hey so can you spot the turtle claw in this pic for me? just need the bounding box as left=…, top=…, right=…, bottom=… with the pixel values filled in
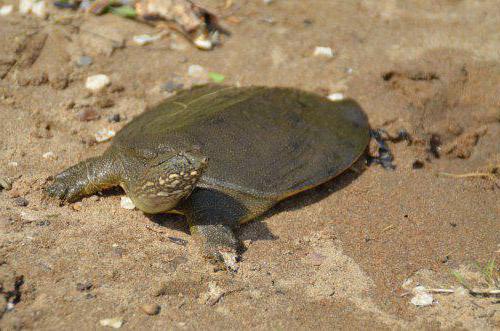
left=45, top=173, right=85, bottom=202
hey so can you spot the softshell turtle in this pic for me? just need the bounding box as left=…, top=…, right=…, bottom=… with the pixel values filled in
left=46, top=85, right=369, bottom=269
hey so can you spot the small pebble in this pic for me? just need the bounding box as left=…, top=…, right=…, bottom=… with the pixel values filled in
left=13, top=197, right=29, bottom=207
left=77, top=108, right=100, bottom=122
left=120, top=196, right=135, bottom=209
left=0, top=4, right=14, bottom=16
left=140, top=303, right=160, bottom=315
left=85, top=74, right=111, bottom=92
left=412, top=160, right=424, bottom=169
left=99, top=317, right=123, bottom=329
left=72, top=202, right=83, bottom=211
left=107, top=114, right=121, bottom=123
left=133, top=34, right=162, bottom=46
left=410, top=286, right=434, bottom=307
left=36, top=220, right=51, bottom=226
left=76, top=281, right=93, bottom=291
left=42, top=151, right=56, bottom=159
left=8, top=161, right=18, bottom=167
left=76, top=56, right=93, bottom=67
left=95, top=129, right=116, bottom=142
left=327, top=92, right=344, bottom=101
left=193, top=37, right=213, bottom=50
left=313, top=46, right=334, bottom=58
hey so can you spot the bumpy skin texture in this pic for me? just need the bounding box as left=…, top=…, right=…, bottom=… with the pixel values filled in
left=46, top=85, right=369, bottom=270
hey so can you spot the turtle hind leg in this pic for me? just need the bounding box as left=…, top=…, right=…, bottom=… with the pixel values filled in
left=45, top=153, right=121, bottom=202
left=180, top=188, right=253, bottom=271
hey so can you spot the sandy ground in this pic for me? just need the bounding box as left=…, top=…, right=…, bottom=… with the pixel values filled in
left=1, top=0, right=499, bottom=329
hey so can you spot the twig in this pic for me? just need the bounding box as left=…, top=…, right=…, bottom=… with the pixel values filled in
left=437, top=172, right=496, bottom=180
left=469, top=289, right=500, bottom=297
left=426, top=288, right=455, bottom=294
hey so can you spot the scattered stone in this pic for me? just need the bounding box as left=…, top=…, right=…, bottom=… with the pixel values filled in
left=0, top=177, right=12, bottom=190
left=42, top=151, right=56, bottom=159
left=85, top=74, right=111, bottom=92
left=327, top=92, right=344, bottom=101
left=107, top=114, right=121, bottom=123
left=0, top=4, right=14, bottom=16
left=410, top=286, right=434, bottom=307
left=140, top=303, right=160, bottom=315
left=76, top=281, right=93, bottom=292
left=72, top=202, right=83, bottom=211
left=263, top=0, right=273, bottom=4
left=428, top=134, right=442, bottom=159
left=133, top=33, right=164, bottom=46
left=76, top=56, right=93, bottom=67
left=95, top=129, right=116, bottom=142
left=13, top=197, right=29, bottom=207
left=77, top=108, right=100, bottom=122
left=120, top=196, right=135, bottom=209
left=412, top=160, right=424, bottom=169
left=313, top=46, right=334, bottom=58
left=99, top=317, right=123, bottom=329
left=193, top=36, right=213, bottom=50
left=8, top=162, right=18, bottom=167
left=36, top=220, right=51, bottom=227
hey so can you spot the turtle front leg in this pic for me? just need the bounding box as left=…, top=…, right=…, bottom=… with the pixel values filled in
left=180, top=188, right=245, bottom=271
left=45, top=153, right=121, bottom=202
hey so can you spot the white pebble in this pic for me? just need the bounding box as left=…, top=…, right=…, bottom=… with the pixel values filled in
left=85, top=74, right=111, bottom=91
left=410, top=286, right=434, bottom=307
left=42, top=151, right=56, bottom=159
left=187, top=64, right=207, bottom=79
left=120, top=196, right=135, bottom=210
left=99, top=317, right=123, bottom=329
left=0, top=4, right=14, bottom=16
left=313, top=46, right=334, bottom=58
left=8, top=161, right=18, bottom=167
left=193, top=37, right=213, bottom=50
left=95, top=129, right=115, bottom=142
left=327, top=92, right=345, bottom=101
left=31, top=0, right=47, bottom=18
left=132, top=34, right=162, bottom=46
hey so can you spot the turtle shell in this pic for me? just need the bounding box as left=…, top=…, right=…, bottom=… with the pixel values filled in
left=113, top=85, right=369, bottom=200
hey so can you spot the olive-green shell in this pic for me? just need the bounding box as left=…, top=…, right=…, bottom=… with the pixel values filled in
left=113, top=85, right=369, bottom=199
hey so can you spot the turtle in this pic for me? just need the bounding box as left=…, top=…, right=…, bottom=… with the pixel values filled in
left=45, top=85, right=369, bottom=270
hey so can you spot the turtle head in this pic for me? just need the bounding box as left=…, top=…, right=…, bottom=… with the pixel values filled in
left=124, top=151, right=208, bottom=214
